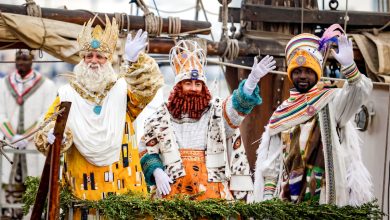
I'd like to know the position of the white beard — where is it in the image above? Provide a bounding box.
[74,60,117,93]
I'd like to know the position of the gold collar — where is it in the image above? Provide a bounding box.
[69,79,117,106]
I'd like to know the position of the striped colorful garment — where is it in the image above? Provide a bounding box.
[279,117,325,203]
[264,177,278,199]
[304,166,324,201]
[0,121,38,140]
[285,33,322,65]
[6,71,44,105]
[0,71,44,139]
[268,86,337,135]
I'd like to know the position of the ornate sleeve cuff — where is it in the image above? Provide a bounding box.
[341,62,362,84]
[34,121,73,156]
[232,79,262,115]
[120,53,164,98]
[140,153,164,186]
[121,53,164,120]
[223,97,245,129]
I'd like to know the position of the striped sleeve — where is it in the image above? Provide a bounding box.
[341,62,361,84]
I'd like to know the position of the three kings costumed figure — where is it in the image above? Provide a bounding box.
[34,16,164,218]
[253,25,374,206]
[139,40,276,201]
[0,49,56,218]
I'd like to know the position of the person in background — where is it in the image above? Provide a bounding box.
[0,49,56,218]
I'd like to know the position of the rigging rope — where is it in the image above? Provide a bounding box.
[114,12,130,38]
[24,0,45,58]
[220,0,239,60]
[168,16,181,36]
[152,0,160,17]
[199,0,216,42]
[147,4,219,15]
[0,42,18,50]
[145,12,163,36]
[221,0,229,39]
[136,0,163,36]
[301,0,304,33]
[222,39,239,61]
[343,0,350,32]
[206,59,390,86]
[24,0,41,17]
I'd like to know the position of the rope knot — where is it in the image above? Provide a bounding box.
[145,13,163,37]
[24,0,42,17]
[222,38,239,61]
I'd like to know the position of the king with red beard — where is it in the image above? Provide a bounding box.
[139,40,276,201]
[166,79,212,120]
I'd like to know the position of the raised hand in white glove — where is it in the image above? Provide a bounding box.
[47,128,67,145]
[331,35,354,67]
[11,134,29,150]
[124,29,148,62]
[153,168,173,196]
[243,55,276,95]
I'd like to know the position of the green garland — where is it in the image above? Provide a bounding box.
[23,177,384,220]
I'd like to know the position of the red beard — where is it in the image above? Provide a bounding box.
[167,82,212,120]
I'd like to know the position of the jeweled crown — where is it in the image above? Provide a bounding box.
[77,15,119,61]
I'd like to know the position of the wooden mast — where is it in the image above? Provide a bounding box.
[0,3,211,35]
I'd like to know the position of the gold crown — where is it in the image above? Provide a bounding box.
[169,40,207,84]
[77,15,119,60]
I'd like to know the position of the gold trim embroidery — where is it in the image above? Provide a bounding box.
[69,80,116,105]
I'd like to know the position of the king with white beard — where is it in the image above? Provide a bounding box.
[34,16,163,218]
[73,60,118,93]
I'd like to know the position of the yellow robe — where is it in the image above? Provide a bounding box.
[34,53,163,219]
[44,91,148,201]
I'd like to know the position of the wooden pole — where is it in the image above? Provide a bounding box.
[0,4,211,35]
[30,146,52,219]
[47,102,71,219]
[30,102,71,220]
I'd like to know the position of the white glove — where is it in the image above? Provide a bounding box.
[124,29,148,62]
[11,134,29,150]
[331,35,354,67]
[153,168,173,196]
[243,55,276,95]
[47,128,66,145]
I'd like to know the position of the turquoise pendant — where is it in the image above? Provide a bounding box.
[93,105,102,115]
